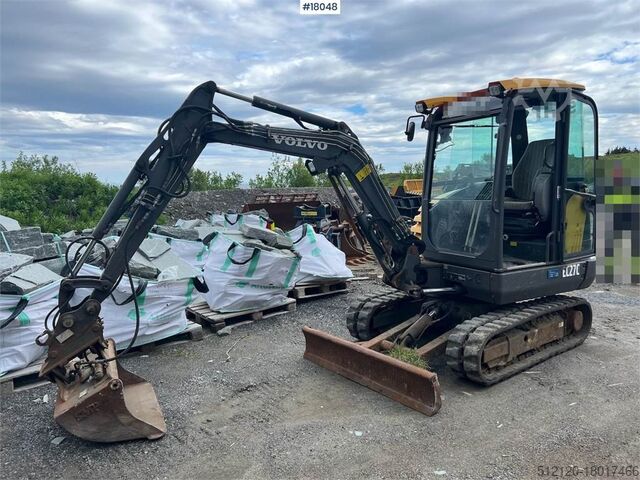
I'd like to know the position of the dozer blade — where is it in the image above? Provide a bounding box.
[302,327,442,416]
[53,339,166,443]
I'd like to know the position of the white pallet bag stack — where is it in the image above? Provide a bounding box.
[148,233,209,270]
[209,212,268,231]
[0,281,59,375]
[203,232,300,313]
[288,224,353,284]
[70,264,201,349]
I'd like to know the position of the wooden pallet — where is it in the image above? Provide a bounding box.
[0,362,49,394]
[289,280,349,300]
[0,322,203,394]
[186,298,296,333]
[346,254,377,267]
[132,322,204,354]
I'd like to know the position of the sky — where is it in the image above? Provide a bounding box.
[1,0,638,185]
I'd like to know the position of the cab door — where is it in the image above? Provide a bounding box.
[561,94,597,260]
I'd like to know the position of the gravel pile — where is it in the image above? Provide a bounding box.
[165,187,340,222]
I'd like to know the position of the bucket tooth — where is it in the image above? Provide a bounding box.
[302,327,442,416]
[53,339,166,443]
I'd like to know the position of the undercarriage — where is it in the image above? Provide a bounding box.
[304,293,592,414]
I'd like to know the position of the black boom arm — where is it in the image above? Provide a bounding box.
[40,81,424,377]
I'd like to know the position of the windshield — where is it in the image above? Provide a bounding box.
[427,115,497,256]
[431,116,497,198]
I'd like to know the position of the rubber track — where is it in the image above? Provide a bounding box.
[346,286,410,340]
[447,295,591,385]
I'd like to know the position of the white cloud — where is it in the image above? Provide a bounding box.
[0,0,638,184]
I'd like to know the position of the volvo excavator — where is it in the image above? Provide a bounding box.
[35,78,597,442]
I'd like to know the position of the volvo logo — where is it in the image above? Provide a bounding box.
[270,133,328,150]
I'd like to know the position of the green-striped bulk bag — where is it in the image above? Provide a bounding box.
[203,232,300,313]
[288,224,353,285]
[148,233,209,270]
[0,281,60,375]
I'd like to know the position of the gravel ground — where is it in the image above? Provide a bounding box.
[1,280,638,480]
[164,187,340,223]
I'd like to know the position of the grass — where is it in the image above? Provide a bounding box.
[388,345,429,369]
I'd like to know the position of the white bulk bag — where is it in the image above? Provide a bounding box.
[71,264,198,349]
[288,224,353,284]
[0,281,60,375]
[203,232,300,312]
[148,233,209,270]
[209,213,268,231]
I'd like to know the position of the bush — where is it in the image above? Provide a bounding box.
[0,153,119,233]
[379,161,424,189]
[605,146,638,155]
[249,154,331,188]
[188,168,242,191]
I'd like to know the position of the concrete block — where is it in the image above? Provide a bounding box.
[239,224,293,249]
[0,214,21,232]
[0,227,43,252]
[153,225,199,241]
[0,253,34,281]
[0,263,62,294]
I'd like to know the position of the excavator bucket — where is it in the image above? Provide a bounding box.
[53,339,166,443]
[302,327,442,415]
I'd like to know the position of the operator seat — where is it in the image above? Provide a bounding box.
[503,139,555,236]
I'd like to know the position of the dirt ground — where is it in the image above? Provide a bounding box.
[1,280,638,480]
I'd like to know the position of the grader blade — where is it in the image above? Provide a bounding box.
[302,327,442,416]
[52,339,166,443]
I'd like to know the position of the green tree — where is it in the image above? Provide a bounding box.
[605,146,638,155]
[0,152,119,232]
[400,161,424,177]
[188,167,242,191]
[249,154,331,188]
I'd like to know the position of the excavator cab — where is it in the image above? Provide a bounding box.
[415,78,597,303]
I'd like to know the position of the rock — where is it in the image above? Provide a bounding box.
[106,219,130,237]
[41,233,56,243]
[138,238,171,260]
[242,239,298,257]
[239,224,293,249]
[203,229,246,246]
[175,219,209,229]
[129,238,200,280]
[0,227,43,252]
[128,253,160,279]
[50,436,66,445]
[13,242,64,261]
[164,187,340,224]
[0,253,34,281]
[38,257,67,275]
[60,230,78,240]
[194,225,216,241]
[0,214,21,232]
[153,225,200,241]
[0,263,62,294]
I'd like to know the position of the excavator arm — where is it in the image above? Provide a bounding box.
[38,81,424,442]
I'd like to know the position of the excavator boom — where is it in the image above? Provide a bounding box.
[38,81,432,442]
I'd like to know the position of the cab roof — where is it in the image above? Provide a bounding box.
[416,78,586,111]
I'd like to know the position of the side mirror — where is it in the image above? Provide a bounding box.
[438,126,452,145]
[405,121,416,142]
